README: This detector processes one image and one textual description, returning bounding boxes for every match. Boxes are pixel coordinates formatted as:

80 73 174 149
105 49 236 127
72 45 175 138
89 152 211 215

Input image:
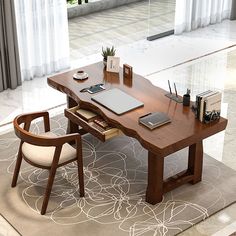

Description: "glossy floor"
0 215 20 236
69 0 176 60
1 20 235 127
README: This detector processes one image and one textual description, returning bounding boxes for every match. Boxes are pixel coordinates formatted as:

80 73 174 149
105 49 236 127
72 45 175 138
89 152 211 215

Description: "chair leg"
77 148 84 197
41 166 57 215
12 143 23 187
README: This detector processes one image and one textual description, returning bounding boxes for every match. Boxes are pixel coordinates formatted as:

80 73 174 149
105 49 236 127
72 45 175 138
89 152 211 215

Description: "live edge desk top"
48 62 228 204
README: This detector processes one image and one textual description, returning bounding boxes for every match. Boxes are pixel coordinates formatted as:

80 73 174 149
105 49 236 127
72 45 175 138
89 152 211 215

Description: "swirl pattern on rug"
1 115 230 236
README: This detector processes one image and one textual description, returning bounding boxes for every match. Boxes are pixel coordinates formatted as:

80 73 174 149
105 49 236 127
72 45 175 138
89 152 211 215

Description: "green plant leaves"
102 46 116 60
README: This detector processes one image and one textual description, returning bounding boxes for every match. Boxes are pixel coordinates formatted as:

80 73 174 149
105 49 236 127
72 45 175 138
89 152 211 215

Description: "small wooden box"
123 64 133 80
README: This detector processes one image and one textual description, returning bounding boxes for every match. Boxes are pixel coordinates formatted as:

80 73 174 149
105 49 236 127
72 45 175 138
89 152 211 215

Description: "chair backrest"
14 112 81 148
13 112 58 147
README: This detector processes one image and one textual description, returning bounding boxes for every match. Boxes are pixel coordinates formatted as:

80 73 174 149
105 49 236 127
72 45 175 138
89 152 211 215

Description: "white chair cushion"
22 132 77 167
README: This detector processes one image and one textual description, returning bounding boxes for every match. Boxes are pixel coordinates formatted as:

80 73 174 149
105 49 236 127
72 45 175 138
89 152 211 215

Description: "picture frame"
106 56 120 73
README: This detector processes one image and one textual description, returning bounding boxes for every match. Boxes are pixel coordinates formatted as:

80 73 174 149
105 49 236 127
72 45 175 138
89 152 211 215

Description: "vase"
103 59 107 67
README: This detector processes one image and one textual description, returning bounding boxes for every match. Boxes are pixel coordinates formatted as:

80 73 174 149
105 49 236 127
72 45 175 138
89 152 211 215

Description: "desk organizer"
165 93 183 103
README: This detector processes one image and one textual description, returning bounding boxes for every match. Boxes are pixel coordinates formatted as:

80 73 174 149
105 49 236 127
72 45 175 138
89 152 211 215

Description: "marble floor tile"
0 215 20 236
68 0 175 60
0 76 66 126
180 203 236 236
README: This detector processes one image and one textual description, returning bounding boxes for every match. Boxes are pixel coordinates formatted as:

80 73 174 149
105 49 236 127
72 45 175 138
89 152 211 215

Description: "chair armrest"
16 130 81 147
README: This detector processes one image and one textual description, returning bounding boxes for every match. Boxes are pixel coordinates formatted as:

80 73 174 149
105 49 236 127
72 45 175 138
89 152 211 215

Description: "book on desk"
139 112 171 130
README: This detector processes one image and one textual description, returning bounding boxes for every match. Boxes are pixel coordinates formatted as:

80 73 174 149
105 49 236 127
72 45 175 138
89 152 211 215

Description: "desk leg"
67 96 79 134
188 141 203 184
146 151 164 204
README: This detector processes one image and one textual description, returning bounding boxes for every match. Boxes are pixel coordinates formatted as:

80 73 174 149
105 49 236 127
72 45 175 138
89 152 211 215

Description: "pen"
80 88 88 92
139 113 152 119
174 82 178 98
168 80 172 94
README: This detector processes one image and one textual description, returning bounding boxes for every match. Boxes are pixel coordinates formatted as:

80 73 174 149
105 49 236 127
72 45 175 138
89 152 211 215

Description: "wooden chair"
12 111 84 215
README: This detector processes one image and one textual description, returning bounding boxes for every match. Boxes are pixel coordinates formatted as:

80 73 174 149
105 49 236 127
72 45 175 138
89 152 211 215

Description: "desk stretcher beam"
146 141 203 205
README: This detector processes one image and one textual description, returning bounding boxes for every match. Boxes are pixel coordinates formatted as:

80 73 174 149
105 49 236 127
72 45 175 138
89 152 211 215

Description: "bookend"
204 110 220 123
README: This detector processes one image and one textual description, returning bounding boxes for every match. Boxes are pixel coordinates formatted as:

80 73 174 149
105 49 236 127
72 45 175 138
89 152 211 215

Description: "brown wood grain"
47 62 228 205
48 62 228 156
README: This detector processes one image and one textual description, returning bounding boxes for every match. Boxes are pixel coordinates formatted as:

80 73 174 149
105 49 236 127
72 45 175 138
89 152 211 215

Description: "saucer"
73 71 89 80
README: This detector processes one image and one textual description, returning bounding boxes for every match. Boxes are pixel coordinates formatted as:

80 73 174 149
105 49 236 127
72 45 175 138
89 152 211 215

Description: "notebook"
139 112 171 130
75 109 98 122
91 88 144 115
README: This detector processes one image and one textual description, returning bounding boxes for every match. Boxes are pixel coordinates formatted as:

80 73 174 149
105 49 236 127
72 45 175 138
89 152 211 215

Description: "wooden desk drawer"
64 106 122 142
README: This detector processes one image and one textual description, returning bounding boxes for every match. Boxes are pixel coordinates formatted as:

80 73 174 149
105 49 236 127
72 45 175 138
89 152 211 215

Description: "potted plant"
102 46 116 67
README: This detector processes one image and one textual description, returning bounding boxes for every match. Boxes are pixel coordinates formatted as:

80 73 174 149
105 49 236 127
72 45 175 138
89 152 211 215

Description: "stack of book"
195 91 222 123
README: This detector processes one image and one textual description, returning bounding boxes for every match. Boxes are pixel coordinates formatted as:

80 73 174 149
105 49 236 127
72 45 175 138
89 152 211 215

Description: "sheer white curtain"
14 0 70 81
175 0 232 35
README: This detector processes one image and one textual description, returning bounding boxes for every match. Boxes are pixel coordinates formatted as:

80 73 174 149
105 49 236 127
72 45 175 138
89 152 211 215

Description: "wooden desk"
48 62 228 204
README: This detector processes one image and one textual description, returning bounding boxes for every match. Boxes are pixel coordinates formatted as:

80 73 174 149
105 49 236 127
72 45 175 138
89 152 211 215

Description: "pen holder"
165 93 183 103
183 94 190 106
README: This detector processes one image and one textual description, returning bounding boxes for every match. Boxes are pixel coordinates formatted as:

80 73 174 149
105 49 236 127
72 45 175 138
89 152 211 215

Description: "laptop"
91 88 144 115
